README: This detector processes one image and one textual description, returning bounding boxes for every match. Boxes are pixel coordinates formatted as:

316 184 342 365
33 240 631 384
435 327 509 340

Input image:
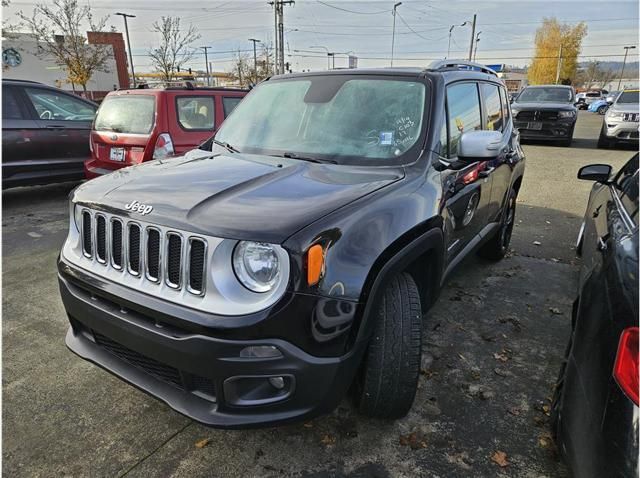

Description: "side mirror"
458 130 503 161
577 164 612 183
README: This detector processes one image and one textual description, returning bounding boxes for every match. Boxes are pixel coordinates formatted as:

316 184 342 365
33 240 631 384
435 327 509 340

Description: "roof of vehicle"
3 79 46 85
523 84 574 89
116 83 248 93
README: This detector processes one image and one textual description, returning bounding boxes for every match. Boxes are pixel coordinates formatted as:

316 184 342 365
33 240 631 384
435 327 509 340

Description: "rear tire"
355 272 422 419
478 188 517 261
551 328 574 440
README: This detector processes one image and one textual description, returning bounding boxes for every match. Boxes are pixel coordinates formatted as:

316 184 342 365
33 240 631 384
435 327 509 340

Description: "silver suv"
598 89 639 148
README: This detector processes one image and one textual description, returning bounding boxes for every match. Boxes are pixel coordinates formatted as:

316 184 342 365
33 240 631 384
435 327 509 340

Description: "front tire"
355 272 422 419
597 105 608 115
478 188 517 260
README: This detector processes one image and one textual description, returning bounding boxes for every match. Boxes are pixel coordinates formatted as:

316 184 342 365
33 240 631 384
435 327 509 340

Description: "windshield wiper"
212 139 241 154
279 152 337 164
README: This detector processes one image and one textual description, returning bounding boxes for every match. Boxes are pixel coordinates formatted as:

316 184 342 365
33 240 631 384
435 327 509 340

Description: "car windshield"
517 87 573 103
617 90 639 104
214 76 427 162
94 95 156 134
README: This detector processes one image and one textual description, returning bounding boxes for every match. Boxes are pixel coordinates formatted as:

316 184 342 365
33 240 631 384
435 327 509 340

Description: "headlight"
558 110 575 118
607 111 623 119
73 204 83 232
233 241 281 293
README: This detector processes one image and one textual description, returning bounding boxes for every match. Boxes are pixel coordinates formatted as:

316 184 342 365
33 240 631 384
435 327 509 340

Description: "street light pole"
201 46 211 86
310 45 330 70
115 12 136 87
249 38 261 84
467 13 477 61
473 32 481 61
391 2 402 67
617 45 636 90
447 22 468 59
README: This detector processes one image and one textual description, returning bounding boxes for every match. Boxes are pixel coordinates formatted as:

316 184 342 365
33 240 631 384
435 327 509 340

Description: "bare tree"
148 16 200 84
228 42 275 88
18 0 112 93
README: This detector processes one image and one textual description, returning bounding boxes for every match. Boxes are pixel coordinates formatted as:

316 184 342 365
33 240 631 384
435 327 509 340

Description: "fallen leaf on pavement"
399 431 428 450
320 434 336 446
542 404 551 416
549 307 563 315
493 352 509 362
508 407 521 416
303 422 313 428
491 450 509 467
538 436 551 448
533 241 542 246
195 438 211 449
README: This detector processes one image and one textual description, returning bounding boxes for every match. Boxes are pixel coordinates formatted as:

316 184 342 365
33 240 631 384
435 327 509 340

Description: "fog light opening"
269 376 285 390
239 345 282 359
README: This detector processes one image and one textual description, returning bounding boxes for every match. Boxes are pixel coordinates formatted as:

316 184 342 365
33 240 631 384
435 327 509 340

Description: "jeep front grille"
79 208 206 296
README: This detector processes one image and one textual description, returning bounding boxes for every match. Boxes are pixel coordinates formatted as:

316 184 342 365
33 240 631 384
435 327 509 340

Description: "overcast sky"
5 0 639 72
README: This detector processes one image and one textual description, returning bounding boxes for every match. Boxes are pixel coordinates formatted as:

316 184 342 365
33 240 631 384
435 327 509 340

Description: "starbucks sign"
3 48 22 68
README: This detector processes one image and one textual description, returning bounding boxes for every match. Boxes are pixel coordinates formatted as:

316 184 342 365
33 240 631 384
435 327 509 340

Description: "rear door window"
2 87 25 119
176 96 215 130
446 82 482 158
95 95 155 134
480 83 503 132
222 97 242 117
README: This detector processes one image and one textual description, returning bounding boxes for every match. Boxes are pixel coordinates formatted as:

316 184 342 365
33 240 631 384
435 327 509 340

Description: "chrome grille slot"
128 224 141 275
82 211 92 257
146 228 161 282
96 215 107 263
111 219 123 269
166 233 183 288
188 238 206 295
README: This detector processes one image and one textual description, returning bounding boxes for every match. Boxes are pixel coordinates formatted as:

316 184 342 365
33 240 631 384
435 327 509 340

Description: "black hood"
73 149 404 243
512 101 576 111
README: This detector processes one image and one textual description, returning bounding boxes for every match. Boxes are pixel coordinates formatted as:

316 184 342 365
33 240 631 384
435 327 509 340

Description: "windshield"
214 76 427 162
517 87 573 103
617 90 639 104
94 95 156 134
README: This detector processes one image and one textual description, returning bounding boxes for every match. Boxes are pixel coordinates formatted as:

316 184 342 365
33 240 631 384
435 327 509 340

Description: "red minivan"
85 86 248 179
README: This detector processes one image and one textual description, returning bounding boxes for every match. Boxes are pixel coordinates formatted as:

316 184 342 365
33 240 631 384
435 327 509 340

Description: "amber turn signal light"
307 244 324 286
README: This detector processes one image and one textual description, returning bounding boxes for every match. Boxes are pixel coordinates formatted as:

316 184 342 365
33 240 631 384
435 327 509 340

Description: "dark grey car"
2 79 97 188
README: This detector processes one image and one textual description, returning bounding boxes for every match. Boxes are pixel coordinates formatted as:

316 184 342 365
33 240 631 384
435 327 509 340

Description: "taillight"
613 327 639 406
153 133 174 159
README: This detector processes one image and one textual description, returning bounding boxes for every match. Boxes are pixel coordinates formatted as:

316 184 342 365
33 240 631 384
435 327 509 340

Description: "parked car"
511 85 577 146
576 90 608 110
2 79 97 188
605 90 621 104
59 61 525 427
552 153 638 478
84 85 248 179
598 89 639 149
588 99 609 115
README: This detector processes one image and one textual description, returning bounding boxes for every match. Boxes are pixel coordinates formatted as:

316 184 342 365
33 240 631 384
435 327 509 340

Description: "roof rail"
426 60 498 77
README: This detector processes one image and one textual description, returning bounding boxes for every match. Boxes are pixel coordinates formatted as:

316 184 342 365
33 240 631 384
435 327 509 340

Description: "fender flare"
352 227 444 346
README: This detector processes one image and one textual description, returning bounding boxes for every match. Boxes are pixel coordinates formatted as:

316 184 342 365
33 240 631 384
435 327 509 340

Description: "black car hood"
512 101 576 111
73 149 404 243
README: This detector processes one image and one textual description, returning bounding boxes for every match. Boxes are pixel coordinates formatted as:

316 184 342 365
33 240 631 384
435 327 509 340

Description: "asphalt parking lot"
2 111 635 477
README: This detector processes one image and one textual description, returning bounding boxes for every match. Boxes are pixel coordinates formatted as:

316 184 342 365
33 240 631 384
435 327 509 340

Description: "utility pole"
209 62 214 85
201 46 211 86
473 32 481 61
467 13 477 61
555 44 563 84
269 0 294 75
617 45 636 90
390 2 402 67
115 12 136 87
249 38 261 84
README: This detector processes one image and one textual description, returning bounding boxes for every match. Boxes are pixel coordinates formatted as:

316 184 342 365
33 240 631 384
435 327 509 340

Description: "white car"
598 89 639 148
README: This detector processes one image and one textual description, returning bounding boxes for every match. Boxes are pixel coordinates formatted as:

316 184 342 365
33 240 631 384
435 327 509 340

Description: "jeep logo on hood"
125 200 153 215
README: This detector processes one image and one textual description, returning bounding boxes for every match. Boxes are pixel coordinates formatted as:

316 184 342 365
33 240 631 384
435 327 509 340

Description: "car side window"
446 82 482 158
2 87 25 120
499 87 510 125
480 83 503 132
176 96 215 130
613 156 639 225
24 88 96 121
222 97 242 117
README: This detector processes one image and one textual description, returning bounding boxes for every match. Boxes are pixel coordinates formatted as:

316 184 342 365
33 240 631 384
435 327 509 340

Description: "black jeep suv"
58 61 525 428
512 85 577 146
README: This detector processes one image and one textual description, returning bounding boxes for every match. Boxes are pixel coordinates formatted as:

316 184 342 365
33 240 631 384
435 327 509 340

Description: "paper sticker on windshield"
380 131 394 145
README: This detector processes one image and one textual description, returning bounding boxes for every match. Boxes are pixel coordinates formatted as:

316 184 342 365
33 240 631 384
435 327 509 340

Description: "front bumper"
84 158 123 180
514 119 575 141
59 262 363 428
603 120 639 142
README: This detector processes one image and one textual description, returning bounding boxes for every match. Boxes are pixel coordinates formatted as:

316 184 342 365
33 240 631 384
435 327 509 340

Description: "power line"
315 0 389 15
